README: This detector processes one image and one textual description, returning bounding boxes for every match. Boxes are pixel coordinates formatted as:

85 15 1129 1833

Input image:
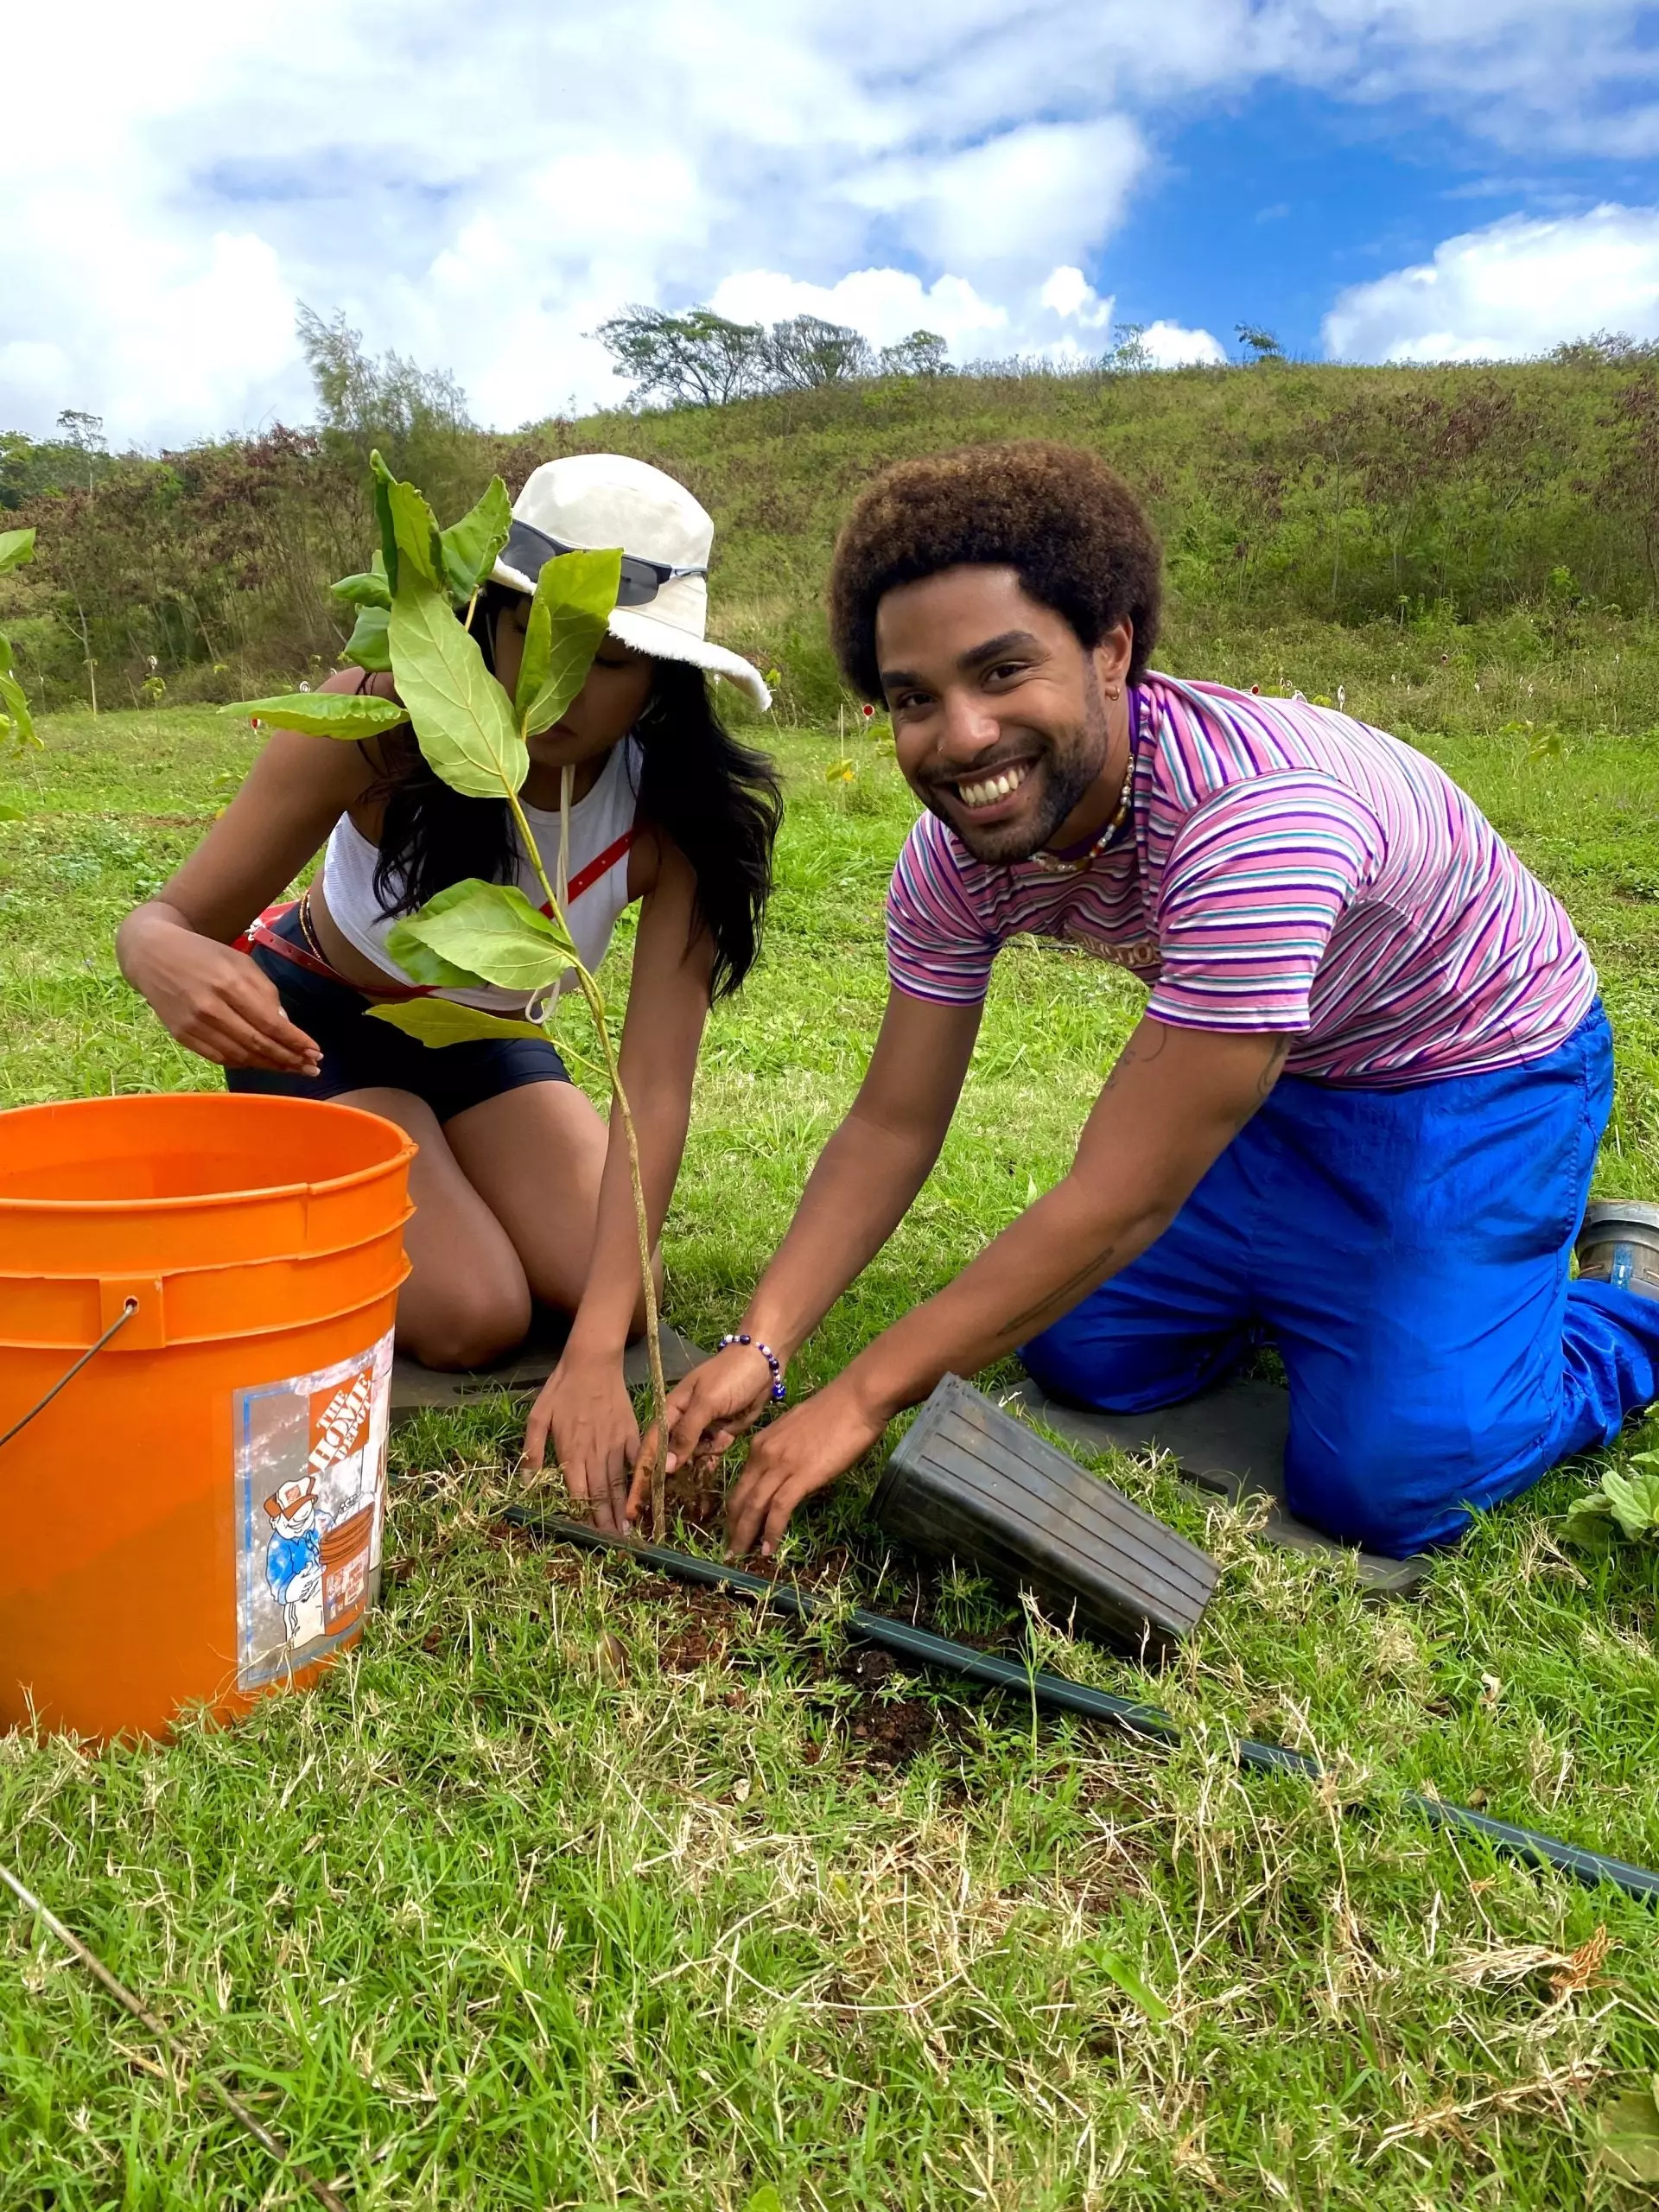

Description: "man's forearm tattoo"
999 1242 1119 1338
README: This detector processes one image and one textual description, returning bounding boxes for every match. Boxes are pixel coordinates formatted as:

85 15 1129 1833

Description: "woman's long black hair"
369 586 782 999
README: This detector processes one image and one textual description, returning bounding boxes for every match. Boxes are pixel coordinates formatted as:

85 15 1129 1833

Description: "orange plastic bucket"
0 1094 415 1742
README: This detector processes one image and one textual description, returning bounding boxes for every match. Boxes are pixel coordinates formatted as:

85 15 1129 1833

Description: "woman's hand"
523 1351 641 1535
628 1340 778 1525
722 1376 887 1556
121 914 321 1074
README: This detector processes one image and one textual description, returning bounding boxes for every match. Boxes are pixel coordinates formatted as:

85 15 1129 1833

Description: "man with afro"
644 440 1659 1561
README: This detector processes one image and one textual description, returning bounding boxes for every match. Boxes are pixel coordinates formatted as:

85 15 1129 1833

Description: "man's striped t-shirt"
885 671 1596 1088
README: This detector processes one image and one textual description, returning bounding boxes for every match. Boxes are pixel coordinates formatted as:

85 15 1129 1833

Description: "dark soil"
498 1522 987 1772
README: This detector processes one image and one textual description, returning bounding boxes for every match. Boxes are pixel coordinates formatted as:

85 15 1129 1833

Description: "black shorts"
226 906 570 1124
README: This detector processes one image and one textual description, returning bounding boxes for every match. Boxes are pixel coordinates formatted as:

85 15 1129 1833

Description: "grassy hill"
6 353 1659 734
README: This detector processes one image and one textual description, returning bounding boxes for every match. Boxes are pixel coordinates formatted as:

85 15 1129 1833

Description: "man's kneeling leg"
1022 1144 1256 1412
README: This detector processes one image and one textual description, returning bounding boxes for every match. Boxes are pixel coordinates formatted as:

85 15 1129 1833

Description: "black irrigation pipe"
502 1508 1659 1907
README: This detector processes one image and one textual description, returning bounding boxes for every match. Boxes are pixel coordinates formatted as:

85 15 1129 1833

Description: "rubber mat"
391 1311 705 1417
1005 1375 1432 1597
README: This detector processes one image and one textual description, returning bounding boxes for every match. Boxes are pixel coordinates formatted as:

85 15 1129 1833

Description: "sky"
4 0 1659 448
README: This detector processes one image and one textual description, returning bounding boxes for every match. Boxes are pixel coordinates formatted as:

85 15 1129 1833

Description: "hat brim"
492 556 771 712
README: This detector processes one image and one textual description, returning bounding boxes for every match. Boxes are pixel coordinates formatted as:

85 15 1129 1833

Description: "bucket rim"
1582 1199 1659 1235
0 1093 417 1215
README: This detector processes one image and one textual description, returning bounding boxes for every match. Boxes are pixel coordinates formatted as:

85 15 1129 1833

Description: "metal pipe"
503 1509 1659 1906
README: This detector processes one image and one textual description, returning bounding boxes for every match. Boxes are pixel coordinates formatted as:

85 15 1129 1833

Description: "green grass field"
4 684 1659 2209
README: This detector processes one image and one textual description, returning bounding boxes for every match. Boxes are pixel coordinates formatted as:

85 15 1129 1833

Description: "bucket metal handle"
0 1298 138 1454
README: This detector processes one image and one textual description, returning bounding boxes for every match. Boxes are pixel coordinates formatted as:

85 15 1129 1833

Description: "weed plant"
3 683 1659 2203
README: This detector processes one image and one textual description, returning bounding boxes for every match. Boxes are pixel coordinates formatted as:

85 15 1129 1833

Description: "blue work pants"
1021 1004 1659 1555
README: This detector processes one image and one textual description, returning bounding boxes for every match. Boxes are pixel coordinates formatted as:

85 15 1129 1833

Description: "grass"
4 679 1659 2208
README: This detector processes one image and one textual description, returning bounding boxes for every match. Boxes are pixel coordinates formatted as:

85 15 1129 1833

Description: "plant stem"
506 786 669 1536
0 1856 349 2210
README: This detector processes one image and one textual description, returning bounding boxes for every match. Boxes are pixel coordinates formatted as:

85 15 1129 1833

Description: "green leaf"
0 666 36 751
516 548 621 734
1600 1463 1659 1541
370 451 400 597
1562 1487 1617 1549
745 2190 785 2212
0 795 25 822
0 527 35 575
366 998 549 1048
1089 1947 1170 2024
331 569 391 610
222 690 409 741
388 574 526 798
1594 2082 1659 2183
387 879 577 995
441 476 512 605
368 454 443 592
341 605 392 674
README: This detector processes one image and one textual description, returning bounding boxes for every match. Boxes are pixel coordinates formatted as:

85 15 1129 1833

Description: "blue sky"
1108 83 1659 359
4 0 1659 444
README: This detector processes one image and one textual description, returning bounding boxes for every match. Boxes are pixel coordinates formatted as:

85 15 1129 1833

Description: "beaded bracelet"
719 1332 786 1402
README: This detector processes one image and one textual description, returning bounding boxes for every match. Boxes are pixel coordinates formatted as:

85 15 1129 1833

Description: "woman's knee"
397 1280 531 1371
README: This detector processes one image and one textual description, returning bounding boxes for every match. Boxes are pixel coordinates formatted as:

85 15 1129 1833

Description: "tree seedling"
226 455 673 1533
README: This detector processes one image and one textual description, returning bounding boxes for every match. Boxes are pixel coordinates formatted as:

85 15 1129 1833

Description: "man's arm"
642 988 983 1487
747 988 984 1360
723 1015 1292 1552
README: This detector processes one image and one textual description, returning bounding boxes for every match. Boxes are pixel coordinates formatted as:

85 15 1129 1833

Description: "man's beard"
919 673 1111 864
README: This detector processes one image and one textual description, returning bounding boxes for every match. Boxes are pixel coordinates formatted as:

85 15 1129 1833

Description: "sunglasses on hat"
502 519 708 609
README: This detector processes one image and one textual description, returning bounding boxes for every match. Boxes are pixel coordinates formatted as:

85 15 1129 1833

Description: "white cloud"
4 0 1658 443
1040 269 1114 329
846 119 1147 276
1324 204 1659 362
1140 320 1229 367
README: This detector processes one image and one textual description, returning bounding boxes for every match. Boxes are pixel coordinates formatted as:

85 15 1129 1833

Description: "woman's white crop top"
321 737 642 1012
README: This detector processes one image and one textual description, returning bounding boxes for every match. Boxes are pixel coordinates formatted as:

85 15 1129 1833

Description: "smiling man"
646 440 1659 1559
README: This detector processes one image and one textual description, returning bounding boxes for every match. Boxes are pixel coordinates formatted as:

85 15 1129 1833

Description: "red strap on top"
547 828 635 914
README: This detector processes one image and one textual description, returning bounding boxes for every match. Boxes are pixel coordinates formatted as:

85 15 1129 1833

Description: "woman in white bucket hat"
118 454 781 1524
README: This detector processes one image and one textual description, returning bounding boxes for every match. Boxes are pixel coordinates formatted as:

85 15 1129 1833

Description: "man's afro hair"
827 440 1163 699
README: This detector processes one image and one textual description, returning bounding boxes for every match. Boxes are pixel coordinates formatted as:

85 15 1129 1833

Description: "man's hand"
722 1376 887 1556
523 1352 641 1535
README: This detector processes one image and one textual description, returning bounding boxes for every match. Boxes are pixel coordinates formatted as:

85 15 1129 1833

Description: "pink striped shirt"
886 672 1596 1087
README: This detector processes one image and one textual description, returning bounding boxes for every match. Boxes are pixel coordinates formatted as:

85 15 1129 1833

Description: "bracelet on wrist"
719 1332 786 1403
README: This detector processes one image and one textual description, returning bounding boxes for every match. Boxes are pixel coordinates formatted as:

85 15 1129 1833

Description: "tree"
296 307 472 471
1236 323 1284 363
876 330 951 378
55 411 106 490
592 306 768 408
0 427 115 511
1105 323 1154 373
1551 330 1656 370
764 315 875 389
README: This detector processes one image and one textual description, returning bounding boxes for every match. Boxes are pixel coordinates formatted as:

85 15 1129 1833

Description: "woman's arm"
117 706 375 1071
521 834 714 1521
571 833 712 1353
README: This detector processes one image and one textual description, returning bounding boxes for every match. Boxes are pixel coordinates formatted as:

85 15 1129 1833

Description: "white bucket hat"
492 453 770 710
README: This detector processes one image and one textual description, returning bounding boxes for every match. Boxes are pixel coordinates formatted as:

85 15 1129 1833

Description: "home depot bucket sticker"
232 1331 393 1692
